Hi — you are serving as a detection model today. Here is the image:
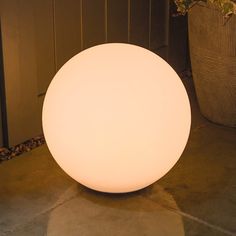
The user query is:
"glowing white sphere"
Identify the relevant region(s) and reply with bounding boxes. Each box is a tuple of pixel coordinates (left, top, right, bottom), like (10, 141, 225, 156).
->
(42, 43, 191, 193)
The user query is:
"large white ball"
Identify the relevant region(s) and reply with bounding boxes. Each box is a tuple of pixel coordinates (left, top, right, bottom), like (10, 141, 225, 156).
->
(42, 43, 191, 193)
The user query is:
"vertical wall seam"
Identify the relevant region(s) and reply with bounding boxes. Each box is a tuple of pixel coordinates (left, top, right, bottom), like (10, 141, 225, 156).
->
(52, 0, 57, 72)
(105, 0, 108, 42)
(148, 0, 152, 49)
(128, 0, 130, 42)
(80, 0, 84, 50)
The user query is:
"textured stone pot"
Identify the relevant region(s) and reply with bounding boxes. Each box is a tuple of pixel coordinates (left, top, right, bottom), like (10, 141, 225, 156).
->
(188, 3, 236, 127)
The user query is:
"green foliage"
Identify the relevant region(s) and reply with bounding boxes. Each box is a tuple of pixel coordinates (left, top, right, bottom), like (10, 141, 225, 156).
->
(174, 0, 236, 17)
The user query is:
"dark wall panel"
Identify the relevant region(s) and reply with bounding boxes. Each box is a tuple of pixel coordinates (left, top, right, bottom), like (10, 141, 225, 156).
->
(130, 0, 150, 48)
(150, 0, 168, 50)
(34, 0, 55, 96)
(82, 0, 106, 49)
(168, 1, 188, 72)
(1, 0, 42, 146)
(0, 24, 4, 147)
(54, 0, 81, 70)
(107, 0, 128, 43)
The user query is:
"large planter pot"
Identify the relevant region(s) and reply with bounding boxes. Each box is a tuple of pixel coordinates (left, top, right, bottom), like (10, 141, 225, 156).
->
(188, 3, 236, 127)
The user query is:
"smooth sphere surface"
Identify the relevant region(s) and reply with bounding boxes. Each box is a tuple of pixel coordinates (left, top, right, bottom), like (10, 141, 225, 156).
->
(42, 43, 191, 193)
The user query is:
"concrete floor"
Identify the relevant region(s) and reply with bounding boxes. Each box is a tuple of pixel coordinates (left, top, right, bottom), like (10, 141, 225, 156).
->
(0, 78, 236, 236)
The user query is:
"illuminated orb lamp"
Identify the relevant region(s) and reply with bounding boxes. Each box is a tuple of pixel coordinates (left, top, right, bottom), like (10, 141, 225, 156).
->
(42, 43, 191, 193)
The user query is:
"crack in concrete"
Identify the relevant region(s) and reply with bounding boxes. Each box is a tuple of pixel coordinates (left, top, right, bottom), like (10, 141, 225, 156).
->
(0, 189, 80, 235)
(144, 196, 236, 236)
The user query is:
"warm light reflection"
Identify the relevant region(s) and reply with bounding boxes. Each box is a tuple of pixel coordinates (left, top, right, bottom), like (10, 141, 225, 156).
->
(42, 43, 191, 193)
